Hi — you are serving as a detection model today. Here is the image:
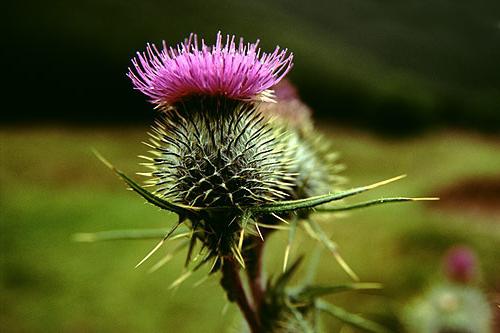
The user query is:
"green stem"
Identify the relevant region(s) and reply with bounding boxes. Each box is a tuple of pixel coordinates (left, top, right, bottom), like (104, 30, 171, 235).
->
(247, 240, 265, 310)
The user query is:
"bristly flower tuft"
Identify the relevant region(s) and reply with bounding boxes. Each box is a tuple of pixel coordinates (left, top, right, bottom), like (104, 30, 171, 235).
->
(128, 32, 294, 107)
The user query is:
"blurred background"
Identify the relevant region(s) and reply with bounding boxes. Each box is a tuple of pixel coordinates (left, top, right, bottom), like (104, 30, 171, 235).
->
(2, 0, 499, 332)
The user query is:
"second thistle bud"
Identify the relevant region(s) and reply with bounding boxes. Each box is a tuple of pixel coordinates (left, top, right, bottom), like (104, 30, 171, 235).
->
(443, 246, 477, 284)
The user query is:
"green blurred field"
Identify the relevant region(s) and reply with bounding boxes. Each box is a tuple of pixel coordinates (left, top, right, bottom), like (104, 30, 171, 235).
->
(1, 126, 499, 332)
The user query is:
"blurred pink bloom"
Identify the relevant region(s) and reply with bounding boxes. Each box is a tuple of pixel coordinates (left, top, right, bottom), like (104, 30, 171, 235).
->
(128, 32, 294, 106)
(261, 80, 313, 130)
(443, 245, 477, 284)
(272, 79, 300, 101)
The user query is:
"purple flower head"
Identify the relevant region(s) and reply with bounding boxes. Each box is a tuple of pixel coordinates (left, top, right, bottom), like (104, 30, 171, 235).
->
(128, 32, 294, 107)
(261, 79, 313, 130)
(443, 246, 477, 284)
(273, 79, 300, 101)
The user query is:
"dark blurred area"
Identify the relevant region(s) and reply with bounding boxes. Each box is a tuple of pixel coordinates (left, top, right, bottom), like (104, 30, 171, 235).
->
(5, 0, 500, 134)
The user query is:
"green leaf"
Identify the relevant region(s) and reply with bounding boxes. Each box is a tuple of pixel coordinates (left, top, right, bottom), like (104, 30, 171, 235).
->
(148, 240, 190, 273)
(72, 228, 188, 242)
(283, 217, 298, 272)
(316, 300, 391, 333)
(250, 175, 407, 214)
(135, 218, 185, 268)
(306, 219, 359, 281)
(316, 197, 439, 212)
(191, 253, 217, 272)
(287, 302, 315, 333)
(185, 229, 198, 268)
(296, 283, 382, 301)
(275, 256, 303, 293)
(93, 150, 198, 216)
(302, 244, 322, 285)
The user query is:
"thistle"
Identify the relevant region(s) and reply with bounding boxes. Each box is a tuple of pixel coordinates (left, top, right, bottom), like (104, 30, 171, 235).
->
(260, 80, 314, 133)
(79, 32, 438, 333)
(443, 246, 477, 284)
(403, 246, 493, 333)
(404, 284, 493, 333)
(261, 81, 345, 201)
(128, 33, 298, 273)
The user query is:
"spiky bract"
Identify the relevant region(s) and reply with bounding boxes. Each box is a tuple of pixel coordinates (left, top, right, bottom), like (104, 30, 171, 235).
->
(288, 131, 345, 201)
(261, 107, 345, 219)
(257, 84, 345, 205)
(142, 97, 296, 207)
(139, 97, 297, 267)
(260, 97, 313, 133)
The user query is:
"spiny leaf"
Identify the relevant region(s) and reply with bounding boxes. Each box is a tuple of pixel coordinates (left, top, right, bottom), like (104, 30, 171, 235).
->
(237, 228, 245, 254)
(306, 219, 359, 281)
(169, 270, 193, 290)
(135, 218, 184, 268)
(231, 244, 246, 269)
(250, 175, 407, 213)
(296, 283, 383, 300)
(317, 197, 439, 212)
(302, 244, 322, 285)
(271, 212, 290, 224)
(283, 217, 298, 272)
(148, 240, 189, 273)
(275, 256, 303, 293)
(93, 149, 198, 216)
(316, 300, 390, 333)
(256, 222, 290, 231)
(193, 275, 210, 288)
(192, 253, 217, 272)
(254, 222, 264, 241)
(73, 228, 188, 242)
(184, 229, 198, 268)
(94, 151, 425, 221)
(286, 300, 315, 333)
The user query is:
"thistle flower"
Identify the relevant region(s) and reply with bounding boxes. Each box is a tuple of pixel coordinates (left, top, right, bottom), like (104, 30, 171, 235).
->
(80, 31, 437, 333)
(260, 80, 313, 132)
(403, 283, 492, 333)
(403, 246, 492, 333)
(127, 33, 296, 271)
(128, 32, 294, 107)
(273, 79, 300, 101)
(259, 80, 345, 211)
(443, 246, 477, 284)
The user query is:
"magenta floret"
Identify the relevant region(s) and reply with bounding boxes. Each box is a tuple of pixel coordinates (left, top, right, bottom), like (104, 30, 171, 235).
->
(128, 32, 294, 106)
(443, 246, 477, 284)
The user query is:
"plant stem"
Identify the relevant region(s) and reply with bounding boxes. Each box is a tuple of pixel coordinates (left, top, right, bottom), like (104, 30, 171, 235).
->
(247, 240, 265, 309)
(221, 258, 261, 333)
